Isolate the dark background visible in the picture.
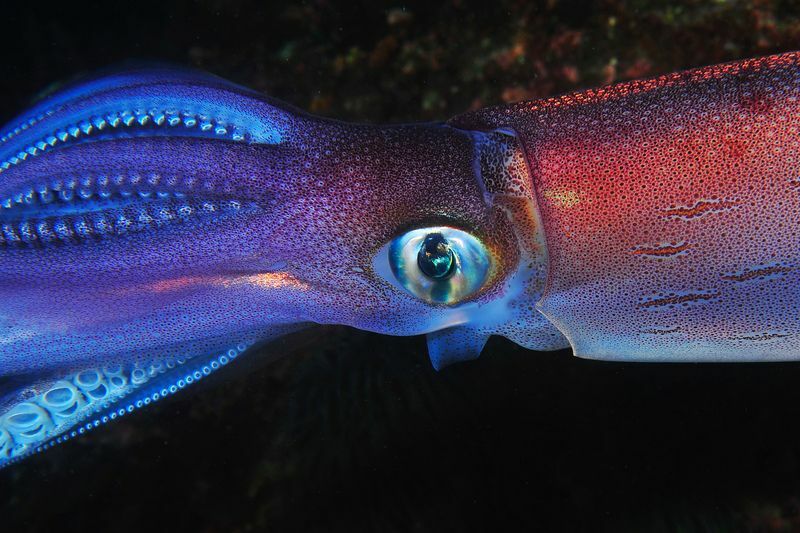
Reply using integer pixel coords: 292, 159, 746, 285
2, 1, 800, 531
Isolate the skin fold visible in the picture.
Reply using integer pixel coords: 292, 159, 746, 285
1, 52, 799, 466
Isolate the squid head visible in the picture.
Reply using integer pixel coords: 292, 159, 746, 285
231, 116, 563, 370
0, 65, 568, 466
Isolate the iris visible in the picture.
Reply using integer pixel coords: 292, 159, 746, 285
387, 226, 491, 305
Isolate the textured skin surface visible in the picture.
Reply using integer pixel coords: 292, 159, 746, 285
452, 51, 800, 361
5, 51, 800, 466
0, 66, 555, 464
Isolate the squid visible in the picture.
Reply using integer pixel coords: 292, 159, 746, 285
1, 52, 799, 467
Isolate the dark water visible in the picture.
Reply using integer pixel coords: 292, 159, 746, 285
2, 1, 800, 531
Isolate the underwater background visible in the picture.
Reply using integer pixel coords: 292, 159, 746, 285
3, 0, 800, 531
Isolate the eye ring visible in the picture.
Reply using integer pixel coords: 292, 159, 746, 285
386, 226, 491, 305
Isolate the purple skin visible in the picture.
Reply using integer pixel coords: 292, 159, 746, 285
0, 67, 558, 465
5, 53, 800, 467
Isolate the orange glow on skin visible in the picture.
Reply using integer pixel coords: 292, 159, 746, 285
139, 272, 310, 294
221, 272, 311, 291
542, 188, 581, 208
148, 276, 209, 293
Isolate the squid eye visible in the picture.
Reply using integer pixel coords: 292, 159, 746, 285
388, 226, 491, 304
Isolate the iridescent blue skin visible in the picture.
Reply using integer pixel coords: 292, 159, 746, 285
10, 52, 799, 468
0, 67, 559, 465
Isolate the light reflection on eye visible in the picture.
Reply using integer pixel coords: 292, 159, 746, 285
388, 226, 491, 304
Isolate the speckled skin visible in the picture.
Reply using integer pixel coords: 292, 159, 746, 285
452, 52, 800, 361
0, 66, 555, 464
0, 68, 553, 371
3, 52, 800, 465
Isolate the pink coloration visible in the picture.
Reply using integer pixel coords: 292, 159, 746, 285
453, 52, 800, 361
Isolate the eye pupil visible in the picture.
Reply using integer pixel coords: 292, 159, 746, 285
417, 233, 457, 279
